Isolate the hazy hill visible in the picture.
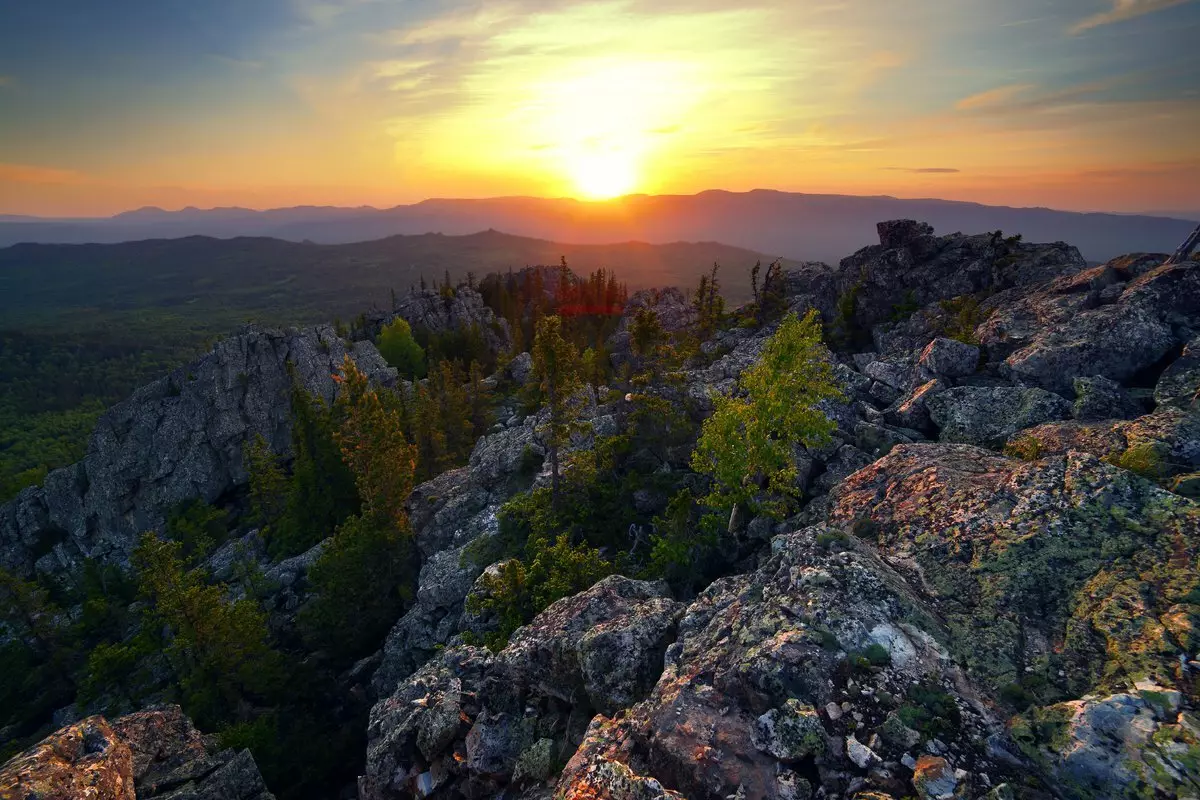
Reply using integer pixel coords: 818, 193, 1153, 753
0, 229, 784, 329
1, 190, 1194, 263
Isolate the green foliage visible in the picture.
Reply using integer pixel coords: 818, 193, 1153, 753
692, 310, 844, 518
888, 290, 920, 322
132, 533, 288, 728
1104, 442, 1171, 484
301, 357, 419, 658
466, 527, 611, 652
1003, 434, 1044, 461
896, 681, 961, 740
645, 490, 718, 592
377, 317, 427, 379
245, 434, 288, 531
166, 499, 228, 563
692, 263, 726, 336
530, 316, 587, 502
827, 277, 869, 350
269, 369, 360, 558
937, 295, 989, 345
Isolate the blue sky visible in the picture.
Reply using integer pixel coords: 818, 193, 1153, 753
0, 0, 1197, 215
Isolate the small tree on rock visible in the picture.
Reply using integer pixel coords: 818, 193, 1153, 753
692, 310, 843, 520
529, 315, 586, 505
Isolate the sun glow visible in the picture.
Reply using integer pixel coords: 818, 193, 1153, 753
568, 149, 639, 200
527, 59, 704, 200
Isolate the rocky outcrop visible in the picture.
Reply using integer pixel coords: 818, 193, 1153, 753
0, 705, 273, 800
979, 258, 1199, 393
0, 325, 394, 581
370, 286, 511, 355
926, 386, 1072, 447
361, 576, 683, 800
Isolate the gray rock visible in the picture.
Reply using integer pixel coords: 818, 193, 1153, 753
507, 352, 534, 385
373, 285, 510, 355
916, 337, 979, 378
1155, 335, 1200, 411
927, 386, 1072, 447
884, 379, 948, 434
1071, 375, 1142, 421
0, 325, 393, 579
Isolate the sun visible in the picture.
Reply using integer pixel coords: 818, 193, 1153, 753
569, 150, 638, 200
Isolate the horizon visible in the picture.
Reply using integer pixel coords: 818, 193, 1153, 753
2, 0, 1198, 217
3, 187, 1199, 223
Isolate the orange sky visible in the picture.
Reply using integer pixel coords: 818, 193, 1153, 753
1, 0, 1197, 217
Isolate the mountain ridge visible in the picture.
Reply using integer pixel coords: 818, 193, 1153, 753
3, 190, 1195, 264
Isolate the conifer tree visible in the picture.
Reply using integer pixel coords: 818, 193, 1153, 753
132, 533, 286, 726
245, 433, 287, 531
530, 315, 585, 504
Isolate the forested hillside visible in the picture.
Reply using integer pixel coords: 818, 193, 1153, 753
0, 232, 778, 500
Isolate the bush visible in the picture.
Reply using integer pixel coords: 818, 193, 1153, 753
377, 317, 426, 379
937, 295, 988, 345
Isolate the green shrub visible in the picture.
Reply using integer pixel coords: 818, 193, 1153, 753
937, 295, 989, 345
376, 317, 426, 379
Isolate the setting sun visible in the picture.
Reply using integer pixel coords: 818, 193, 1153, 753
568, 149, 639, 200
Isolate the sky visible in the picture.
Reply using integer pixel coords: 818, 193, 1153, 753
0, 0, 1197, 217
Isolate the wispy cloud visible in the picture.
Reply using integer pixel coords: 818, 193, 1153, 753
1069, 0, 1194, 34
0, 163, 91, 185
956, 83, 1036, 111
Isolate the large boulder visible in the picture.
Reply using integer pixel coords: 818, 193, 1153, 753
926, 386, 1072, 447
362, 577, 683, 800
0, 705, 274, 800
0, 325, 394, 579
1156, 335, 1200, 411
980, 259, 1199, 393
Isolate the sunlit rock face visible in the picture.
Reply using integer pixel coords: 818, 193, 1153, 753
0, 705, 274, 800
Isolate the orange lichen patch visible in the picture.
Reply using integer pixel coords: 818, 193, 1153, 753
0, 716, 135, 800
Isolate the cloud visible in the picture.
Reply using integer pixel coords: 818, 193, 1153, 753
0, 163, 91, 185
956, 84, 1036, 111
884, 167, 961, 173
1069, 0, 1194, 34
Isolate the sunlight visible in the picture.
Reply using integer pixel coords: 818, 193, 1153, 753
568, 149, 638, 200
528, 59, 704, 199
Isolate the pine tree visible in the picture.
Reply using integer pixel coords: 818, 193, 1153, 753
530, 315, 585, 505
132, 533, 286, 726
245, 434, 287, 531
467, 360, 492, 439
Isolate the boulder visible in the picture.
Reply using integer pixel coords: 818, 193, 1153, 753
1071, 375, 1142, 421
915, 338, 979, 379
1155, 335, 1200, 411
373, 286, 511, 355
926, 386, 1072, 447
363, 577, 683, 799
0, 706, 274, 800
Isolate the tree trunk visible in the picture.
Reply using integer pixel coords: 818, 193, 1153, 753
1165, 223, 1200, 266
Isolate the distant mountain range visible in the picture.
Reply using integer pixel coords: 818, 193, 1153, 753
0, 230, 786, 329
2, 190, 1195, 264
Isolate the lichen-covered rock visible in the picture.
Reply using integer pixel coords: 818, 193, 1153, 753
363, 577, 682, 799
1007, 407, 1200, 480
829, 444, 1199, 699
1156, 335, 1200, 411
916, 338, 979, 379
372, 286, 511, 355
0, 325, 394, 579
981, 259, 1199, 393
0, 716, 134, 800
926, 386, 1072, 447
883, 379, 948, 434
911, 755, 956, 799
1010, 687, 1198, 800
1070, 375, 1142, 420
0, 706, 274, 800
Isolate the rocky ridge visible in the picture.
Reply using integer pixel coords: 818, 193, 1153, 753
4, 220, 1198, 799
